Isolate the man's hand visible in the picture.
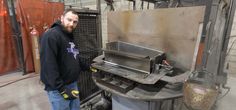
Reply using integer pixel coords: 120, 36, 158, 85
60, 89, 79, 100
90, 66, 98, 72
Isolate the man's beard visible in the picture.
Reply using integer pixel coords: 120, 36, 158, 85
63, 26, 75, 33
61, 22, 75, 33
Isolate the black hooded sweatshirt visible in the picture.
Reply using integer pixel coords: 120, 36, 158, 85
40, 21, 86, 92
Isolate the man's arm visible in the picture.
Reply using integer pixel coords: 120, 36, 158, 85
40, 32, 65, 92
79, 57, 91, 71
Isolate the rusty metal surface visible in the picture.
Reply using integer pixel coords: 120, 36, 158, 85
16, 0, 64, 73
107, 6, 205, 71
0, 0, 19, 74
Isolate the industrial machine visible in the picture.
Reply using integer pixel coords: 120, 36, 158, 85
91, 41, 187, 110
88, 0, 236, 110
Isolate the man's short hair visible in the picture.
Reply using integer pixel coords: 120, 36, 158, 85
63, 9, 78, 16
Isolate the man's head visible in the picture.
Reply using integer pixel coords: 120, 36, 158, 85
60, 9, 78, 33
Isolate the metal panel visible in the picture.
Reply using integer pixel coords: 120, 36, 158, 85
104, 41, 165, 73
107, 6, 205, 71
73, 13, 101, 101
92, 62, 169, 84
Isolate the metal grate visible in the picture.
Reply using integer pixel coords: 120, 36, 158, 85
73, 13, 101, 101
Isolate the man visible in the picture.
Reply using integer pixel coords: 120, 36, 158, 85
40, 9, 86, 110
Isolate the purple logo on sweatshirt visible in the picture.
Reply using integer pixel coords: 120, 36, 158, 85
67, 42, 79, 59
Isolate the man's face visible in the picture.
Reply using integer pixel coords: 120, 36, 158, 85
61, 11, 78, 33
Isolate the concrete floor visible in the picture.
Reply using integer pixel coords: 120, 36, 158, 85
0, 72, 50, 110
0, 72, 236, 110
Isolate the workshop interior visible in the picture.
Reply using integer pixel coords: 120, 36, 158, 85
0, 0, 236, 110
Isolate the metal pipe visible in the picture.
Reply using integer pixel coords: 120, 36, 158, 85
97, 0, 103, 52
217, 0, 236, 85
201, 0, 218, 69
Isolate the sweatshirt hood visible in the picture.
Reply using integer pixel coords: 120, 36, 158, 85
51, 20, 74, 38
51, 20, 61, 28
